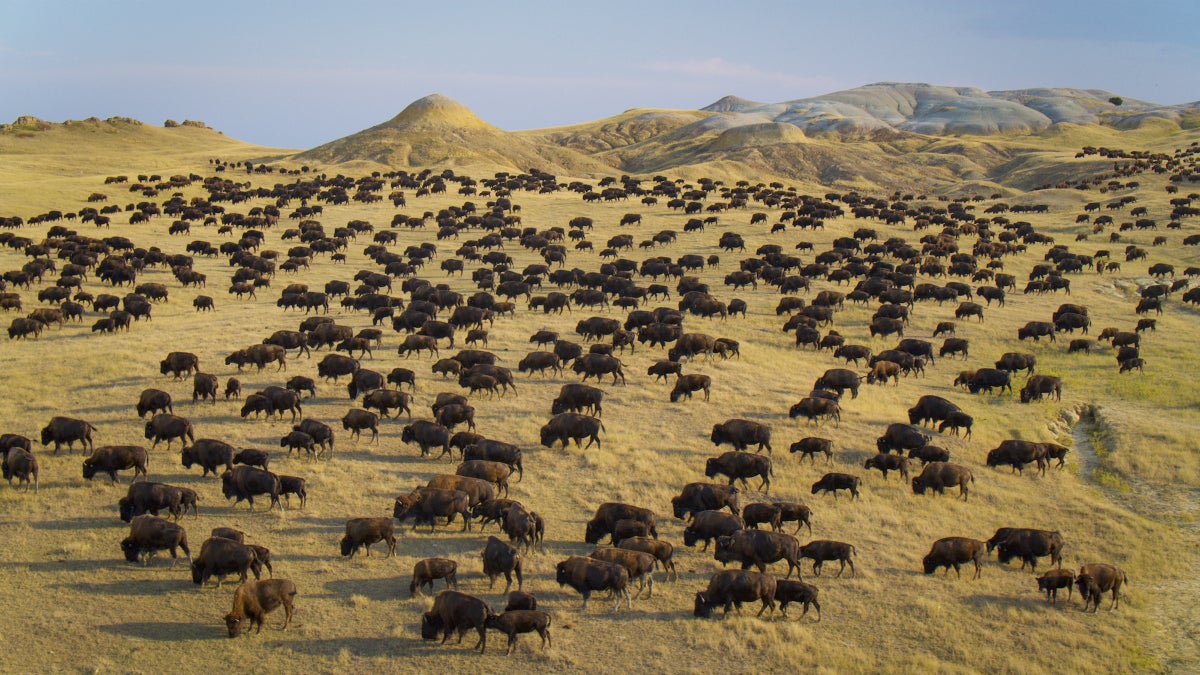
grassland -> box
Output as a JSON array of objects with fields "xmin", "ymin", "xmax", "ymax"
[{"xmin": 0, "ymin": 123, "xmax": 1198, "ymax": 674}]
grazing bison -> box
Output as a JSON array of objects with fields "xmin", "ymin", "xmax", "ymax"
[
  {"xmin": 990, "ymin": 528, "xmax": 1065, "ymax": 572},
  {"xmin": 908, "ymin": 444, "xmax": 951, "ymax": 466},
  {"xmin": 907, "ymin": 395, "xmax": 963, "ymax": 428},
  {"xmin": 463, "ymin": 439, "xmax": 523, "ymax": 481},
  {"xmin": 410, "ymin": 558, "xmax": 459, "ymax": 596},
  {"xmin": 540, "ymin": 412, "xmax": 604, "ymax": 449},
  {"xmin": 683, "ymin": 510, "xmax": 745, "ymax": 550},
  {"xmin": 555, "ymin": 556, "xmax": 632, "ymax": 613},
  {"xmin": 120, "ymin": 514, "xmax": 190, "ymax": 566},
  {"xmin": 191, "ymin": 536, "xmax": 263, "ymax": 588},
  {"xmin": 986, "ymin": 440, "xmax": 1049, "ymax": 476},
  {"xmin": 710, "ymin": 419, "xmax": 772, "ymax": 453},
  {"xmin": 224, "ymin": 578, "xmax": 296, "ymax": 637},
  {"xmin": 160, "ymin": 352, "xmax": 200, "ymax": 379},
  {"xmin": 585, "ymin": 502, "xmax": 657, "ymax": 544},
  {"xmin": 911, "ymin": 462, "xmax": 974, "ymax": 500},
  {"xmin": 232, "ymin": 448, "xmax": 270, "ymax": 471},
  {"xmin": 83, "ymin": 445, "xmax": 148, "ymax": 483},
  {"xmin": 182, "ymin": 439, "xmax": 235, "ymax": 477},
  {"xmin": 1020, "ymin": 375, "xmax": 1062, "ymax": 403},
  {"xmin": 339, "ymin": 517, "xmax": 396, "ymax": 558},
  {"xmin": 923, "ymin": 537, "xmax": 986, "ymax": 579},
  {"xmin": 484, "ymin": 610, "xmax": 552, "ymax": 656},
  {"xmin": 421, "ymin": 590, "xmax": 491, "ymax": 652},
  {"xmin": 482, "ymin": 535, "xmax": 524, "ymax": 591},
  {"xmin": 670, "ymin": 374, "xmax": 712, "ymax": 402},
  {"xmin": 814, "ymin": 369, "xmax": 861, "ymax": 399},
  {"xmin": 672, "ymin": 482, "xmax": 741, "ymax": 519},
  {"xmin": 1018, "ymin": 321, "xmax": 1056, "ymax": 342},
  {"xmin": 995, "ymin": 352, "xmax": 1036, "ymax": 375},
  {"xmin": 3, "ymin": 448, "xmax": 38, "ymax": 492},
  {"xmin": 694, "ymin": 569, "xmax": 777, "ymax": 618},
  {"xmin": 590, "ymin": 547, "xmax": 657, "ymax": 598},
  {"xmin": 428, "ymin": 475, "xmax": 495, "ymax": 508},
  {"xmin": 706, "ymin": 451, "xmax": 772, "ymax": 493},
  {"xmin": 135, "ymin": 389, "xmax": 173, "ymax": 418},
  {"xmin": 863, "ymin": 453, "xmax": 910, "ymax": 480},
  {"xmin": 143, "ymin": 414, "xmax": 194, "ymax": 450},
  {"xmin": 457, "ymin": 460, "xmax": 511, "ymax": 498},
  {"xmin": 221, "ymin": 466, "xmax": 282, "ymax": 511},
  {"xmin": 118, "ymin": 481, "xmax": 189, "ymax": 522},
  {"xmin": 1037, "ymin": 568, "xmax": 1075, "ymax": 604},
  {"xmin": 1077, "ymin": 564, "xmax": 1127, "ymax": 612},
  {"xmin": 551, "ymin": 383, "xmax": 603, "ymax": 417},
  {"xmin": 788, "ymin": 397, "xmax": 842, "ymax": 427},
  {"xmin": 317, "ymin": 353, "xmax": 359, "ymax": 382},
  {"xmin": 811, "ymin": 473, "xmax": 860, "ymax": 500},
  {"xmin": 714, "ymin": 528, "xmax": 803, "ymax": 579},
  {"xmin": 41, "ymin": 416, "xmax": 97, "ymax": 453},
  {"xmin": 876, "ymin": 423, "xmax": 932, "ymax": 454}
]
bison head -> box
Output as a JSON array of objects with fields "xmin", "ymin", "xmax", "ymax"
[
  {"xmin": 225, "ymin": 613, "xmax": 246, "ymax": 638},
  {"xmin": 143, "ymin": 422, "xmax": 155, "ymax": 440},
  {"xmin": 339, "ymin": 535, "xmax": 356, "ymax": 557},
  {"xmin": 82, "ymin": 461, "xmax": 97, "ymax": 480},
  {"xmin": 709, "ymin": 425, "xmax": 725, "ymax": 444},
  {"xmin": 420, "ymin": 611, "xmax": 443, "ymax": 640},
  {"xmin": 906, "ymin": 407, "xmax": 921, "ymax": 425},
  {"xmin": 703, "ymin": 459, "xmax": 719, "ymax": 479},
  {"xmin": 985, "ymin": 450, "xmax": 1003, "ymax": 467},
  {"xmin": 583, "ymin": 520, "xmax": 604, "ymax": 545},
  {"xmin": 921, "ymin": 554, "xmax": 938, "ymax": 575},
  {"xmin": 40, "ymin": 425, "xmax": 53, "ymax": 446},
  {"xmin": 190, "ymin": 560, "xmax": 205, "ymax": 585},
  {"xmin": 694, "ymin": 592, "xmax": 714, "ymax": 618},
  {"xmin": 1019, "ymin": 389, "xmax": 1033, "ymax": 404},
  {"xmin": 911, "ymin": 477, "xmax": 927, "ymax": 495},
  {"xmin": 120, "ymin": 537, "xmax": 141, "ymax": 563},
  {"xmin": 159, "ymin": 360, "xmax": 170, "ymax": 375},
  {"xmin": 393, "ymin": 496, "xmax": 414, "ymax": 521},
  {"xmin": 670, "ymin": 497, "xmax": 688, "ymax": 520},
  {"xmin": 118, "ymin": 497, "xmax": 134, "ymax": 523}
]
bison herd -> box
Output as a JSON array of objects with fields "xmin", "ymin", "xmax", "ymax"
[{"xmin": 2, "ymin": 152, "xmax": 1173, "ymax": 660}]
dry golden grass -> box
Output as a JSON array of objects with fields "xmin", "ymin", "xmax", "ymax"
[{"xmin": 0, "ymin": 126, "xmax": 1198, "ymax": 674}]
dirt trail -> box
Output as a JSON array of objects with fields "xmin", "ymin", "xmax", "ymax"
[{"xmin": 1070, "ymin": 405, "xmax": 1200, "ymax": 670}]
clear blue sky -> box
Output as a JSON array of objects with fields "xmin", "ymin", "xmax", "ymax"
[{"xmin": 1, "ymin": 0, "xmax": 1197, "ymax": 148}]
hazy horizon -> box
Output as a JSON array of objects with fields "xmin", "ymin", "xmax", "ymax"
[{"xmin": 1, "ymin": 0, "xmax": 1197, "ymax": 148}]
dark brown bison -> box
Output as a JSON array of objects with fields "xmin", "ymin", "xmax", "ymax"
[
  {"xmin": 400, "ymin": 419, "xmax": 451, "ymax": 457},
  {"xmin": 710, "ymin": 419, "xmax": 772, "ymax": 453},
  {"xmin": 811, "ymin": 473, "xmax": 860, "ymax": 500},
  {"xmin": 1037, "ymin": 568, "xmax": 1075, "ymax": 604},
  {"xmin": 135, "ymin": 389, "xmax": 173, "ymax": 418},
  {"xmin": 555, "ymin": 555, "xmax": 631, "ymax": 613},
  {"xmin": 693, "ymin": 569, "xmax": 777, "ymax": 618},
  {"xmin": 221, "ymin": 466, "xmax": 281, "ymax": 511},
  {"xmin": 484, "ymin": 610, "xmax": 552, "ymax": 656},
  {"xmin": 787, "ymin": 397, "xmax": 842, "ymax": 427},
  {"xmin": 877, "ymin": 423, "xmax": 932, "ymax": 454},
  {"xmin": 410, "ymin": 558, "xmax": 459, "ymax": 596},
  {"xmin": 1020, "ymin": 375, "xmax": 1062, "ymax": 403},
  {"xmin": 144, "ymin": 413, "xmax": 194, "ymax": 450},
  {"xmin": 120, "ymin": 514, "xmax": 190, "ymax": 566},
  {"xmin": 551, "ymin": 383, "xmax": 603, "ymax": 417},
  {"xmin": 617, "ymin": 536, "xmax": 677, "ymax": 581},
  {"xmin": 40, "ymin": 416, "xmax": 97, "ymax": 453},
  {"xmin": 83, "ymin": 445, "xmax": 148, "ymax": 483},
  {"xmin": 990, "ymin": 528, "xmax": 1065, "ymax": 572},
  {"xmin": 342, "ymin": 408, "xmax": 380, "ymax": 443},
  {"xmin": 986, "ymin": 440, "xmax": 1049, "ymax": 476},
  {"xmin": 339, "ymin": 517, "xmax": 396, "ymax": 557},
  {"xmin": 714, "ymin": 528, "xmax": 803, "ymax": 578},
  {"xmin": 776, "ymin": 579, "xmax": 821, "ymax": 620},
  {"xmin": 911, "ymin": 462, "xmax": 974, "ymax": 500},
  {"xmin": 590, "ymin": 546, "xmax": 657, "ymax": 598},
  {"xmin": 585, "ymin": 502, "xmax": 657, "ymax": 544},
  {"xmin": 682, "ymin": 510, "xmax": 745, "ymax": 550},
  {"xmin": 463, "ymin": 439, "xmax": 523, "ymax": 481},
  {"xmin": 1077, "ymin": 563, "xmax": 1127, "ymax": 612},
  {"xmin": 3, "ymin": 448, "xmax": 39, "ymax": 492},
  {"xmin": 799, "ymin": 539, "xmax": 856, "ymax": 577},
  {"xmin": 540, "ymin": 413, "xmax": 604, "ymax": 449},
  {"xmin": 672, "ymin": 482, "xmax": 741, "ymax": 519},
  {"xmin": 160, "ymin": 352, "xmax": 199, "ymax": 379},
  {"xmin": 191, "ymin": 536, "xmax": 263, "ymax": 587},
  {"xmin": 863, "ymin": 453, "xmax": 910, "ymax": 480},
  {"xmin": 705, "ymin": 451, "xmax": 772, "ymax": 493},
  {"xmin": 182, "ymin": 439, "xmax": 235, "ymax": 477},
  {"xmin": 789, "ymin": 437, "xmax": 833, "ymax": 464},
  {"xmin": 457, "ymin": 460, "xmax": 511, "ymax": 498},
  {"xmin": 224, "ymin": 578, "xmax": 296, "ymax": 637},
  {"xmin": 482, "ymin": 535, "xmax": 524, "ymax": 592},
  {"xmin": 421, "ymin": 590, "xmax": 490, "ymax": 652},
  {"xmin": 923, "ymin": 537, "xmax": 986, "ymax": 579}
]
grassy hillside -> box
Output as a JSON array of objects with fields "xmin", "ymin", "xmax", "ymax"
[{"xmin": 0, "ymin": 130, "xmax": 1197, "ymax": 674}]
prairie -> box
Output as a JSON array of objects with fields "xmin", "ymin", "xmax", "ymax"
[{"xmin": 0, "ymin": 121, "xmax": 1197, "ymax": 674}]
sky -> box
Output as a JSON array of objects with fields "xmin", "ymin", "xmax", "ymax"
[{"xmin": 1, "ymin": 0, "xmax": 1197, "ymax": 149}]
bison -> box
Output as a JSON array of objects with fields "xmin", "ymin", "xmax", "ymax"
[{"xmin": 922, "ymin": 537, "xmax": 986, "ymax": 579}]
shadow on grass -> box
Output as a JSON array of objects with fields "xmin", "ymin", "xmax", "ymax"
[
  {"xmin": 33, "ymin": 516, "xmax": 121, "ymax": 531},
  {"xmin": 324, "ymin": 576, "xmax": 402, "ymax": 601},
  {"xmin": 63, "ymin": 576, "xmax": 190, "ymax": 596},
  {"xmin": 278, "ymin": 636, "xmax": 397, "ymax": 658},
  {"xmin": 98, "ymin": 620, "xmax": 223, "ymax": 641}
]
